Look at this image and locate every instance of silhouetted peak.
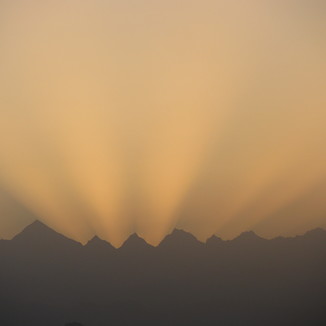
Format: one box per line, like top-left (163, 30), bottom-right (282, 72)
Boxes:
top-left (233, 231), bottom-right (264, 243)
top-left (159, 229), bottom-right (204, 250)
top-left (12, 220), bottom-right (79, 247)
top-left (119, 233), bottom-right (153, 252)
top-left (206, 235), bottom-right (224, 247)
top-left (171, 229), bottom-right (196, 238)
top-left (167, 228), bottom-right (199, 241)
top-left (86, 236), bottom-right (115, 251)
top-left (14, 220), bottom-right (56, 239)
top-left (87, 235), bottom-right (103, 244)
top-left (126, 233), bottom-right (145, 243)
top-left (22, 220), bottom-right (51, 232)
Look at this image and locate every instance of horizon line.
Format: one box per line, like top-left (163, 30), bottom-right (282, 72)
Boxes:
top-left (2, 220), bottom-right (325, 249)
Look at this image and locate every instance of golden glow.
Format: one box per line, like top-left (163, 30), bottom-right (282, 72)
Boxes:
top-left (0, 0), bottom-right (325, 246)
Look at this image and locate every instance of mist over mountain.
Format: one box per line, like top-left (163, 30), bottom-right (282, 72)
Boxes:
top-left (0, 221), bottom-right (325, 326)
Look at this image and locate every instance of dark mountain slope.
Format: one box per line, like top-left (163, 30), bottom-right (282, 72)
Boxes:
top-left (0, 222), bottom-right (325, 326)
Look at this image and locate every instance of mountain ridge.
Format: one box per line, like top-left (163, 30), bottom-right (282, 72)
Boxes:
top-left (2, 220), bottom-right (326, 250)
top-left (0, 221), bottom-right (325, 326)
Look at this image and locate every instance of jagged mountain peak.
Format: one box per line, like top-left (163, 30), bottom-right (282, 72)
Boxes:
top-left (12, 220), bottom-right (79, 247)
top-left (159, 228), bottom-right (204, 249)
top-left (206, 235), bottom-right (224, 247)
top-left (233, 231), bottom-right (264, 242)
top-left (87, 235), bottom-right (103, 244)
top-left (119, 233), bottom-right (153, 252)
top-left (86, 236), bottom-right (114, 248)
top-left (21, 220), bottom-right (51, 232)
top-left (166, 228), bottom-right (199, 240)
top-left (14, 220), bottom-right (58, 239)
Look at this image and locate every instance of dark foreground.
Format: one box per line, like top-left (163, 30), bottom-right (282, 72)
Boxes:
top-left (0, 222), bottom-right (326, 326)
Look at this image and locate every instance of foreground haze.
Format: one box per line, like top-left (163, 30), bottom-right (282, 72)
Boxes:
top-left (0, 0), bottom-right (326, 245)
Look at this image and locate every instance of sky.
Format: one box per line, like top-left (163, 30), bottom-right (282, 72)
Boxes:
top-left (0, 0), bottom-right (325, 246)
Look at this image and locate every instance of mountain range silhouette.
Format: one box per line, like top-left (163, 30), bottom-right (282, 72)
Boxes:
top-left (0, 221), bottom-right (326, 326)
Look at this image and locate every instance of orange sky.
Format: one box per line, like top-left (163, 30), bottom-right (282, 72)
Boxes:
top-left (0, 0), bottom-right (325, 246)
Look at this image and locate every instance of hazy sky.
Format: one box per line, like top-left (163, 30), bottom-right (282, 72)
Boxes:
top-left (0, 0), bottom-right (325, 246)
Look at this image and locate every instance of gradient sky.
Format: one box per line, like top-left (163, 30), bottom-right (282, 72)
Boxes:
top-left (0, 0), bottom-right (325, 246)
